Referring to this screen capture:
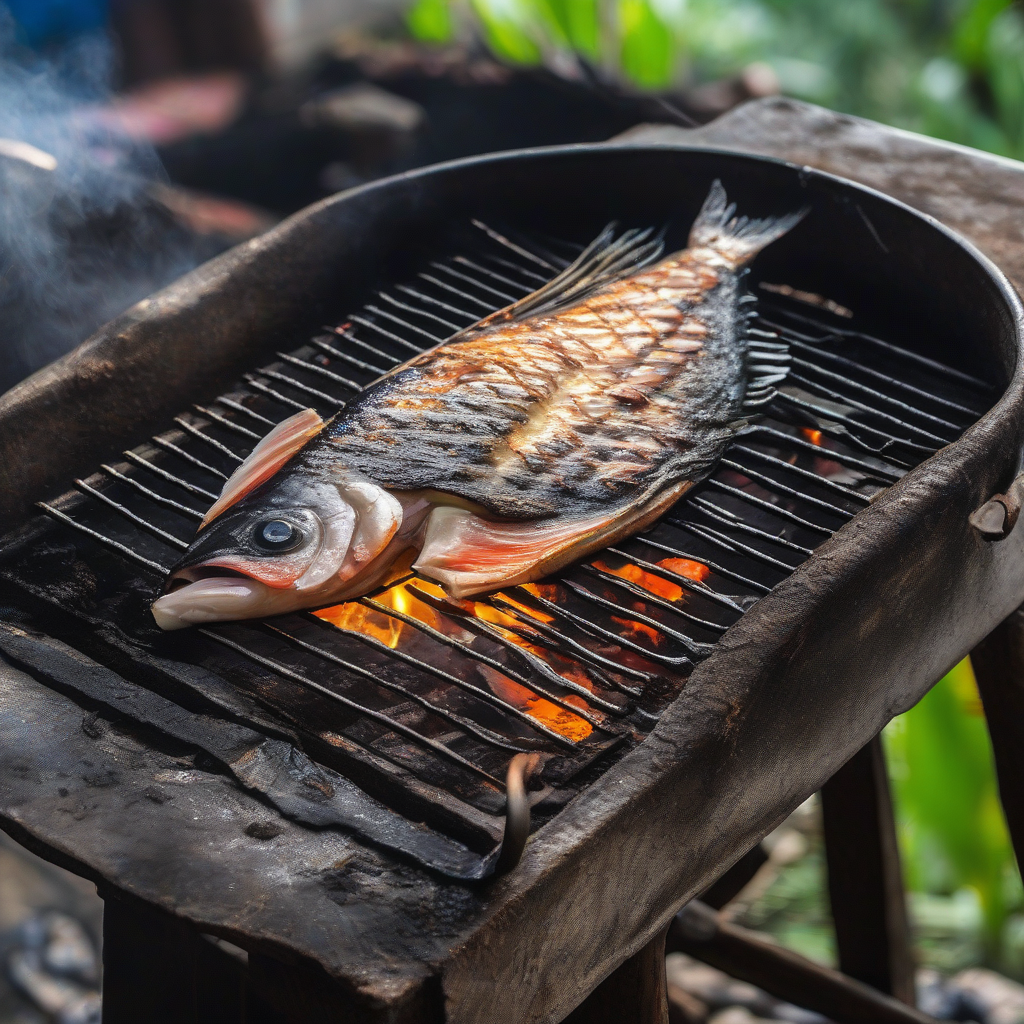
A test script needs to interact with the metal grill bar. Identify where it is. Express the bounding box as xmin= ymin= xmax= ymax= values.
xmin=193 ymin=405 xmax=263 ymax=441
xmin=151 ymin=437 xmax=229 ymax=480
xmin=19 ymin=221 xmax=991 ymax=855
xmin=579 ymin=565 xmax=731 ymax=635
xmin=243 ymin=375 xmax=312 ymax=411
xmin=73 ymin=479 xmax=189 ymax=551
xmin=251 ymin=368 xmax=345 ymax=408
xmin=314 ymin=337 xmax=389 ymax=377
xmin=360 ymin=595 xmax=615 ymax=733
xmin=214 ymin=397 xmax=277 ymax=428
xmin=275 ymin=352 xmax=364 ymax=392
xmin=405 ymin=584 xmax=630 ymax=714
xmin=600 ymin=548 xmax=746 ymax=613
xmin=395 ymin=284 xmax=476 ymax=323
xmin=36 ymin=502 xmax=169 ymax=574
xmin=329 ymin=327 xmax=402 ymax=366
xmin=682 ymin=499 xmax=814 ymax=556
xmin=99 ymin=464 xmax=204 ymax=520
xmin=199 ymin=627 xmax=506 ymax=787
xmin=376 ymin=292 xmax=463 ymax=333
xmin=308 ymin=612 xmax=582 ymax=746
xmin=718 ymin=459 xmax=856 ymax=519
xmin=349 ymin=314 xmax=425 ymax=354
xmin=729 ymin=446 xmax=872 ymax=503
xmin=762 ymin=304 xmax=991 ymax=390
xmin=779 ymin=335 xmax=982 ymax=418
xmin=123 ymin=451 xmax=219 ymax=501
xmin=429 ymin=261 xmax=520 ymax=304
xmin=172 ymin=417 xmax=245 ymax=463
xmin=743 ymin=425 xmax=902 ymax=482
xmin=264 ymin=623 xmax=531 ymax=754
xmin=790 ymin=357 xmax=964 ymax=433
xmin=703 ymin=479 xmax=834 ymax=536
xmin=364 ymin=305 xmax=448 ymax=345
xmin=417 ymin=275 xmax=495 ymax=313
xmin=786 ymin=372 xmax=954 ymax=446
